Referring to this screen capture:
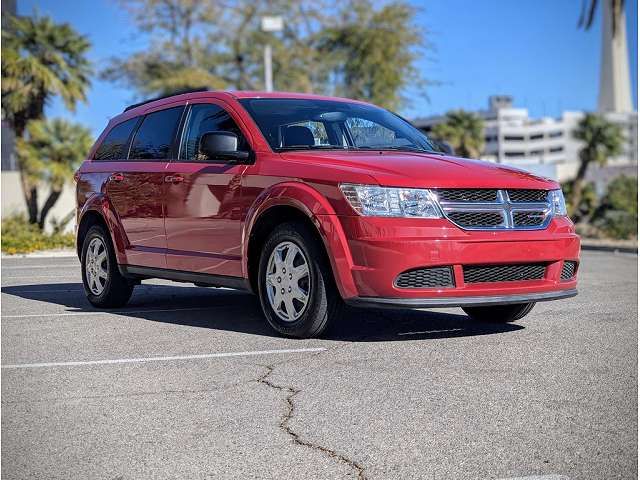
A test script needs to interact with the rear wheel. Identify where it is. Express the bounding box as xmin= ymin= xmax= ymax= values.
xmin=257 ymin=222 xmax=342 ymax=338
xmin=463 ymin=302 xmax=535 ymax=323
xmin=81 ymin=225 xmax=134 ymax=308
